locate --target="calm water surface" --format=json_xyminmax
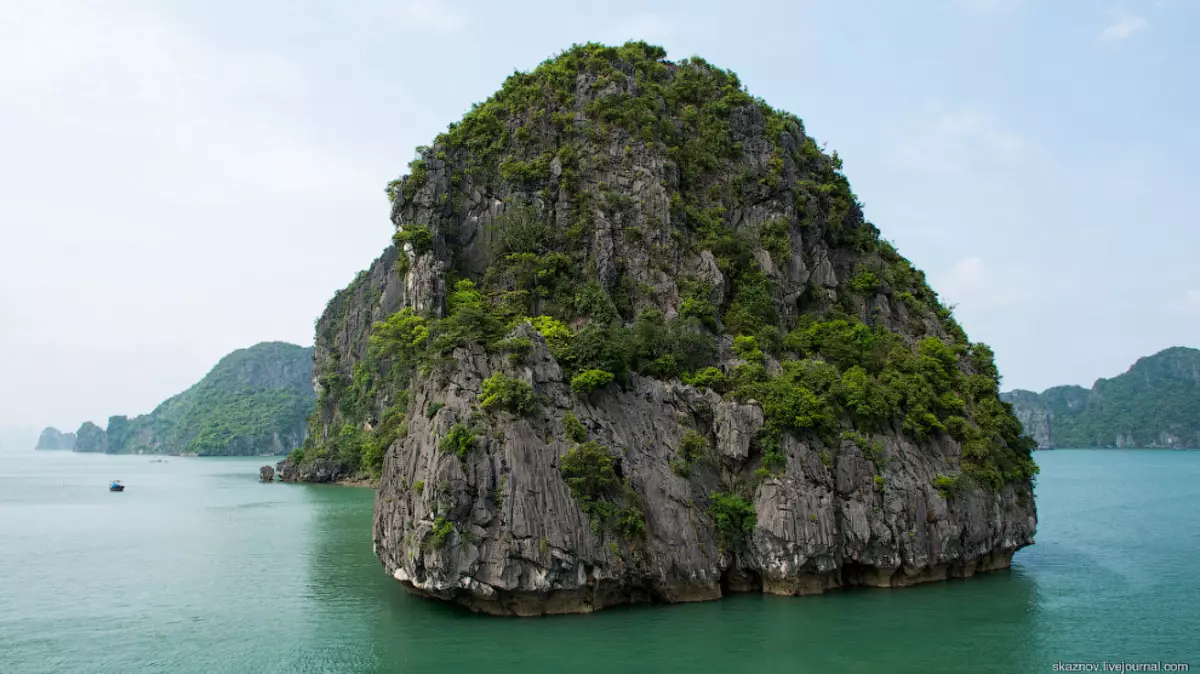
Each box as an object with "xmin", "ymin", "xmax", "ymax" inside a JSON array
[{"xmin": 1, "ymin": 449, "xmax": 1197, "ymax": 673}]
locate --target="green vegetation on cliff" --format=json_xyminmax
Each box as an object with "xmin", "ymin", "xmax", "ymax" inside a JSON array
[
  {"xmin": 299, "ymin": 42, "xmax": 1035, "ymax": 494},
  {"xmin": 1003, "ymin": 347, "xmax": 1200, "ymax": 448},
  {"xmin": 75, "ymin": 342, "xmax": 314, "ymax": 456}
]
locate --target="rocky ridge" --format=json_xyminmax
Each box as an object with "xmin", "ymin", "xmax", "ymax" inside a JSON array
[
  {"xmin": 74, "ymin": 342, "xmax": 315, "ymax": 456},
  {"xmin": 1003, "ymin": 346, "xmax": 1200, "ymax": 449},
  {"xmin": 291, "ymin": 42, "xmax": 1038, "ymax": 615},
  {"xmin": 36, "ymin": 427, "xmax": 76, "ymax": 450}
]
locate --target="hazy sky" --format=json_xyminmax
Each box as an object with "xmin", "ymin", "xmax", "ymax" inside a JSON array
[{"xmin": 2, "ymin": 0, "xmax": 1197, "ymax": 432}]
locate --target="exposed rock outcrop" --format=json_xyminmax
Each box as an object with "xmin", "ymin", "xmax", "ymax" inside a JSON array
[
  {"xmin": 373, "ymin": 331, "xmax": 1033, "ymax": 615},
  {"xmin": 259, "ymin": 465, "xmax": 275, "ymax": 482},
  {"xmin": 36, "ymin": 427, "xmax": 76, "ymax": 450},
  {"xmin": 299, "ymin": 43, "xmax": 1038, "ymax": 615},
  {"xmin": 999, "ymin": 390, "xmax": 1053, "ymax": 449}
]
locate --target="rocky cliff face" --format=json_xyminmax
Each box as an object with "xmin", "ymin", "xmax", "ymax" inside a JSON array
[
  {"xmin": 74, "ymin": 422, "xmax": 108, "ymax": 453},
  {"xmin": 298, "ymin": 42, "xmax": 1038, "ymax": 615},
  {"xmin": 35, "ymin": 427, "xmax": 76, "ymax": 450},
  {"xmin": 1003, "ymin": 347, "xmax": 1200, "ymax": 449},
  {"xmin": 74, "ymin": 342, "xmax": 315, "ymax": 456},
  {"xmin": 998, "ymin": 390, "xmax": 1052, "ymax": 449}
]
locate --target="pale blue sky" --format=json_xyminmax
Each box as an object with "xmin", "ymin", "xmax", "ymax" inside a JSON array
[{"xmin": 1, "ymin": 0, "xmax": 1197, "ymax": 431}]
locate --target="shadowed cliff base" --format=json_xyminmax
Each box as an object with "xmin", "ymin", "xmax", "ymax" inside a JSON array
[{"xmin": 387, "ymin": 547, "xmax": 1022, "ymax": 617}]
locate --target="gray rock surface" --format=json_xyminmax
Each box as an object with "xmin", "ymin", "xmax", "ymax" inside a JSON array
[
  {"xmin": 372, "ymin": 331, "xmax": 1034, "ymax": 615},
  {"xmin": 259, "ymin": 465, "xmax": 275, "ymax": 482},
  {"xmin": 1000, "ymin": 390, "xmax": 1053, "ymax": 449},
  {"xmin": 277, "ymin": 456, "xmax": 351, "ymax": 483}
]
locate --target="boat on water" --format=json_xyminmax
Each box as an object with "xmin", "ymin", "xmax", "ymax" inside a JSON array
[{"xmin": 109, "ymin": 481, "xmax": 125, "ymax": 492}]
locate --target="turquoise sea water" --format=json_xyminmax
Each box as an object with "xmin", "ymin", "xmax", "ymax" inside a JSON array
[{"xmin": 1, "ymin": 449, "xmax": 1197, "ymax": 673}]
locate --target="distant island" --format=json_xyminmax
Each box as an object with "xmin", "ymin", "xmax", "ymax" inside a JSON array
[
  {"xmin": 35, "ymin": 427, "xmax": 76, "ymax": 450},
  {"xmin": 1002, "ymin": 346, "xmax": 1200, "ymax": 449},
  {"xmin": 69, "ymin": 342, "xmax": 316, "ymax": 456}
]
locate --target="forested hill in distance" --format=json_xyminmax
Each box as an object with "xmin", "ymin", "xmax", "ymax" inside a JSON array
[
  {"xmin": 70, "ymin": 342, "xmax": 316, "ymax": 456},
  {"xmin": 36, "ymin": 427, "xmax": 76, "ymax": 450},
  {"xmin": 1002, "ymin": 347, "xmax": 1200, "ymax": 449}
]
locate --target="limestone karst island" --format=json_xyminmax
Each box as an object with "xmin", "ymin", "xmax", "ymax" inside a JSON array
[
  {"xmin": 278, "ymin": 43, "xmax": 1038, "ymax": 615},
  {"xmin": 8, "ymin": 8, "xmax": 1199, "ymax": 670}
]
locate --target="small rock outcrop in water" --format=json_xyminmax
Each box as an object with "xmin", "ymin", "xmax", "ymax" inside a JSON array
[
  {"xmin": 36, "ymin": 427, "xmax": 76, "ymax": 450},
  {"xmin": 259, "ymin": 465, "xmax": 275, "ymax": 482},
  {"xmin": 277, "ymin": 456, "xmax": 347, "ymax": 483},
  {"xmin": 1003, "ymin": 346, "xmax": 1200, "ymax": 449},
  {"xmin": 294, "ymin": 43, "xmax": 1038, "ymax": 615},
  {"xmin": 71, "ymin": 342, "xmax": 315, "ymax": 456}
]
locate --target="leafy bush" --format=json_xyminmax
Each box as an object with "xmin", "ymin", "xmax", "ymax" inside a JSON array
[
  {"xmin": 558, "ymin": 441, "xmax": 645, "ymax": 537},
  {"xmin": 759, "ymin": 218, "xmax": 791, "ymax": 263},
  {"xmin": 757, "ymin": 432, "xmax": 787, "ymax": 477},
  {"xmin": 480, "ymin": 373, "xmax": 534, "ymax": 413},
  {"xmin": 529, "ymin": 316, "xmax": 574, "ymax": 358},
  {"xmin": 681, "ymin": 367, "xmax": 729, "ymax": 393},
  {"xmin": 426, "ymin": 402, "xmax": 445, "ymax": 418},
  {"xmin": 394, "ymin": 225, "xmax": 433, "ymax": 255},
  {"xmin": 669, "ymin": 457, "xmax": 692, "ymax": 477},
  {"xmin": 570, "ymin": 369, "xmax": 615, "ymax": 395},
  {"xmin": 732, "ymin": 335, "xmax": 765, "ymax": 363},
  {"xmin": 414, "ymin": 480, "xmax": 425, "ymax": 494},
  {"xmin": 568, "ymin": 324, "xmax": 629, "ymax": 381},
  {"xmin": 848, "ymin": 269, "xmax": 880, "ymax": 293},
  {"xmin": 432, "ymin": 280, "xmax": 506, "ymax": 354},
  {"xmin": 678, "ymin": 430, "xmax": 708, "ymax": 463},
  {"xmin": 428, "ymin": 517, "xmax": 454, "ymax": 549},
  {"xmin": 370, "ymin": 308, "xmax": 430, "ymax": 363},
  {"xmin": 680, "ymin": 297, "xmax": 719, "ymax": 331},
  {"xmin": 817, "ymin": 449, "xmax": 833, "ymax": 468},
  {"xmin": 563, "ymin": 411, "xmax": 587, "ymax": 443},
  {"xmin": 785, "ymin": 318, "xmax": 891, "ymax": 373},
  {"xmin": 839, "ymin": 365, "xmax": 899, "ymax": 428},
  {"xmin": 439, "ymin": 423, "xmax": 476, "ymax": 459},
  {"xmin": 844, "ymin": 431, "xmax": 887, "ymax": 472},
  {"xmin": 735, "ymin": 359, "xmax": 840, "ymax": 439},
  {"xmin": 678, "ymin": 281, "xmax": 719, "ymax": 330},
  {"xmin": 559, "ymin": 441, "xmax": 618, "ymax": 497},
  {"xmin": 573, "ymin": 282, "xmax": 619, "ymax": 323},
  {"xmin": 943, "ymin": 415, "xmax": 970, "ymax": 441},
  {"xmin": 933, "ymin": 474, "xmax": 961, "ymax": 498},
  {"xmin": 496, "ymin": 336, "xmax": 533, "ymax": 363},
  {"xmin": 723, "ymin": 269, "xmax": 776, "ymax": 337},
  {"xmin": 708, "ymin": 492, "xmax": 757, "ymax": 546},
  {"xmin": 630, "ymin": 310, "xmax": 716, "ymax": 378},
  {"xmin": 361, "ymin": 406, "xmax": 406, "ymax": 479}
]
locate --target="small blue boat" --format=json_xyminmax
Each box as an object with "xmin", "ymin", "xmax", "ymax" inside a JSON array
[{"xmin": 109, "ymin": 480, "xmax": 125, "ymax": 492}]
